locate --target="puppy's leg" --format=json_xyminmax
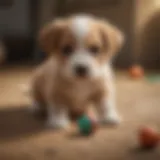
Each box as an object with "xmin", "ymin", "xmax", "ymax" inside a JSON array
[
  {"xmin": 29, "ymin": 83, "xmax": 49, "ymax": 119},
  {"xmin": 46, "ymin": 103, "xmax": 69, "ymax": 129},
  {"xmin": 98, "ymin": 95, "xmax": 121, "ymax": 125},
  {"xmin": 96, "ymin": 80, "xmax": 121, "ymax": 125},
  {"xmin": 29, "ymin": 90, "xmax": 48, "ymax": 119},
  {"xmin": 30, "ymin": 100, "xmax": 48, "ymax": 119}
]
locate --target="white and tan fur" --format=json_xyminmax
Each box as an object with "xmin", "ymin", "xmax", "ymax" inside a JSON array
[{"xmin": 31, "ymin": 15, "xmax": 124, "ymax": 128}]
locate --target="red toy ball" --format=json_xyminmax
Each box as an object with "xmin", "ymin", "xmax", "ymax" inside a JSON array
[
  {"xmin": 139, "ymin": 127, "xmax": 160, "ymax": 148},
  {"xmin": 129, "ymin": 65, "xmax": 144, "ymax": 79}
]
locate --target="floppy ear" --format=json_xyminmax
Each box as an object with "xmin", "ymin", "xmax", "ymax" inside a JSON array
[
  {"xmin": 99, "ymin": 20, "xmax": 125, "ymax": 56},
  {"xmin": 38, "ymin": 19, "xmax": 66, "ymax": 54}
]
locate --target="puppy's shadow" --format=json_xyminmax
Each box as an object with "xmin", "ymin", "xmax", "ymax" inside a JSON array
[
  {"xmin": 0, "ymin": 106, "xmax": 46, "ymax": 142},
  {"xmin": 67, "ymin": 129, "xmax": 96, "ymax": 140},
  {"xmin": 130, "ymin": 146, "xmax": 158, "ymax": 155}
]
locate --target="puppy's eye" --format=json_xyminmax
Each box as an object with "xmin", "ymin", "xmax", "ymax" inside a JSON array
[
  {"xmin": 89, "ymin": 45, "xmax": 100, "ymax": 55},
  {"xmin": 62, "ymin": 45, "xmax": 73, "ymax": 56}
]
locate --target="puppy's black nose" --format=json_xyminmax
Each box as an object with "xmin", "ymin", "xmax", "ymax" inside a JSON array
[{"xmin": 74, "ymin": 65, "xmax": 88, "ymax": 77}]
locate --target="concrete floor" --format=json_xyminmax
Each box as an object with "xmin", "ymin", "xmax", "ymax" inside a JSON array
[{"xmin": 0, "ymin": 66, "xmax": 160, "ymax": 160}]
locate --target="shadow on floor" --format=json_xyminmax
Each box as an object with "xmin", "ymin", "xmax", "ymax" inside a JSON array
[{"xmin": 0, "ymin": 106, "xmax": 46, "ymax": 142}]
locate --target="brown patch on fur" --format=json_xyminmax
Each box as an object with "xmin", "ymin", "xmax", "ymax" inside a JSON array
[
  {"xmin": 98, "ymin": 20, "xmax": 124, "ymax": 56},
  {"xmin": 38, "ymin": 19, "xmax": 69, "ymax": 54},
  {"xmin": 83, "ymin": 20, "xmax": 124, "ymax": 65}
]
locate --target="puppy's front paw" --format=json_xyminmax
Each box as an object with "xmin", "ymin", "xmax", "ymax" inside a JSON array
[
  {"xmin": 101, "ymin": 113, "xmax": 122, "ymax": 125},
  {"xmin": 46, "ymin": 117, "xmax": 69, "ymax": 129}
]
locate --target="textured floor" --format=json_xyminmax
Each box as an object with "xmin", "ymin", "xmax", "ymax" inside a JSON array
[{"xmin": 0, "ymin": 66, "xmax": 160, "ymax": 160}]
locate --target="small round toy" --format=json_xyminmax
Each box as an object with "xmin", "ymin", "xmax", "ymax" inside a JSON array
[
  {"xmin": 77, "ymin": 115, "xmax": 97, "ymax": 135},
  {"xmin": 139, "ymin": 127, "xmax": 160, "ymax": 149},
  {"xmin": 129, "ymin": 65, "xmax": 144, "ymax": 79}
]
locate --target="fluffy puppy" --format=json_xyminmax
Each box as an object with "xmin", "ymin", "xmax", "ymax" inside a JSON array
[{"xmin": 31, "ymin": 15, "xmax": 124, "ymax": 128}]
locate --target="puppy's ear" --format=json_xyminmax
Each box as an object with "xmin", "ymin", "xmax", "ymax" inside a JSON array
[
  {"xmin": 38, "ymin": 19, "xmax": 66, "ymax": 54},
  {"xmin": 99, "ymin": 20, "xmax": 125, "ymax": 56}
]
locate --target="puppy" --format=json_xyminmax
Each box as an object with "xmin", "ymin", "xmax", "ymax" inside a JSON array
[{"xmin": 31, "ymin": 15, "xmax": 124, "ymax": 128}]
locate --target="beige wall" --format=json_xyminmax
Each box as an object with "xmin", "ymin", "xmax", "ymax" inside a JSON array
[
  {"xmin": 38, "ymin": 0, "xmax": 57, "ymax": 29},
  {"xmin": 135, "ymin": 0, "xmax": 160, "ymax": 31},
  {"xmin": 134, "ymin": 0, "xmax": 160, "ymax": 68}
]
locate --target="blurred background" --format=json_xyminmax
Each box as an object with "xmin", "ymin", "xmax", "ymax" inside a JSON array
[
  {"xmin": 0, "ymin": 1, "xmax": 160, "ymax": 160},
  {"xmin": 0, "ymin": 0, "xmax": 160, "ymax": 69}
]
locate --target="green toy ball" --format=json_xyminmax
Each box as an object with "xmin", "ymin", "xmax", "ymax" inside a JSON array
[{"xmin": 77, "ymin": 115, "xmax": 97, "ymax": 135}]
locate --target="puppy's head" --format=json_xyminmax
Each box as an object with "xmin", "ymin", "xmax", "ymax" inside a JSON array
[{"xmin": 39, "ymin": 15, "xmax": 124, "ymax": 79}]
